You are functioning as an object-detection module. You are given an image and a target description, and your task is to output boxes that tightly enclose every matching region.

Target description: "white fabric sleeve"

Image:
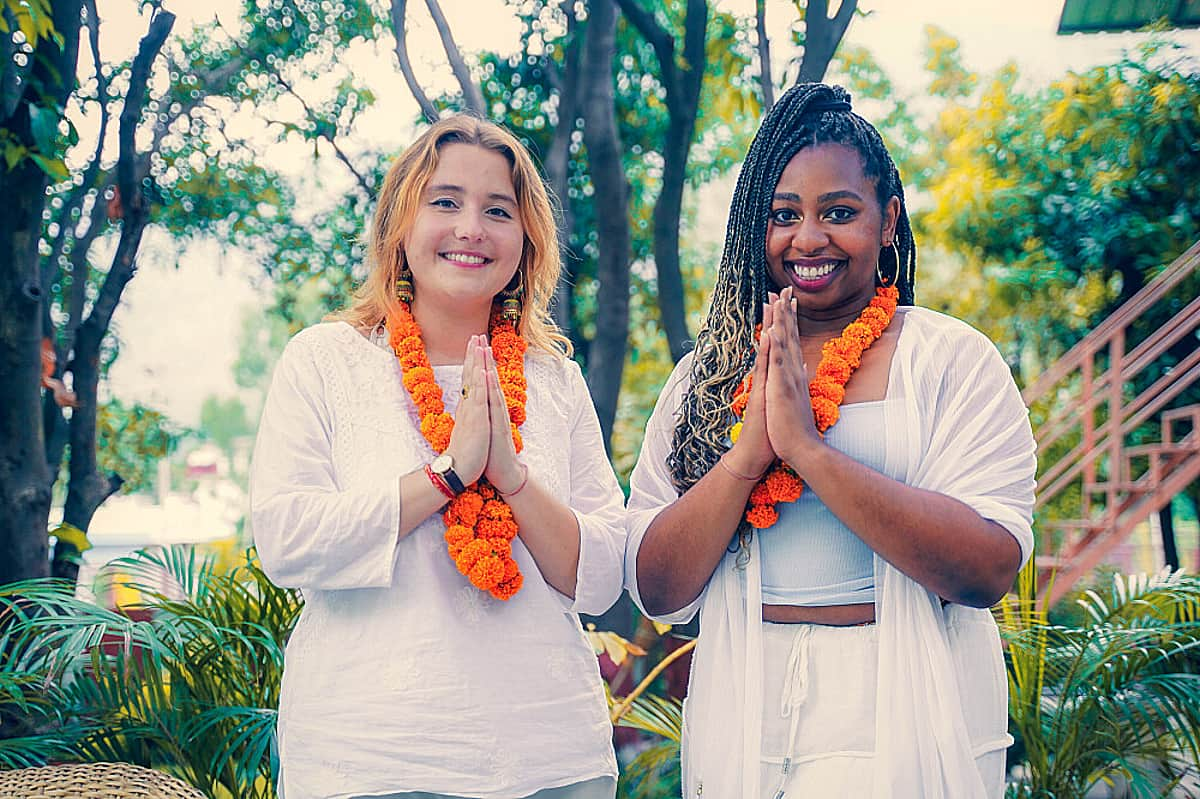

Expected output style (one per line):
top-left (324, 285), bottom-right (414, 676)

top-left (250, 334), bottom-right (402, 590)
top-left (912, 324), bottom-right (1037, 567)
top-left (561, 360), bottom-right (629, 616)
top-left (624, 354), bottom-right (703, 624)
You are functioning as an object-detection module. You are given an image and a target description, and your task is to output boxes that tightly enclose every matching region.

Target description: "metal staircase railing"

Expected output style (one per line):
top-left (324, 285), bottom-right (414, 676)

top-left (1021, 240), bottom-right (1200, 607)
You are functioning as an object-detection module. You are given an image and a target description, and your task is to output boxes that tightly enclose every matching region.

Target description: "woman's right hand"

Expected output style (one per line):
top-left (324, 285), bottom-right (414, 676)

top-left (443, 335), bottom-right (491, 486)
top-left (725, 296), bottom-right (777, 478)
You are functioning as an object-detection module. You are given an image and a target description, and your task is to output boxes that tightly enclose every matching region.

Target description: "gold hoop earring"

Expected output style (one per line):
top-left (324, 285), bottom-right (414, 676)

top-left (877, 242), bottom-right (900, 288)
top-left (499, 271), bottom-right (523, 323)
top-left (396, 261), bottom-right (414, 305)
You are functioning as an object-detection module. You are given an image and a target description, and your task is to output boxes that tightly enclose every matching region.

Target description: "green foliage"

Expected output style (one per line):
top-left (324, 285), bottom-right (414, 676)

top-left (96, 399), bottom-right (182, 495)
top-left (916, 37), bottom-right (1200, 367)
top-left (1000, 564), bottom-right (1200, 797)
top-left (0, 546), bottom-right (301, 796)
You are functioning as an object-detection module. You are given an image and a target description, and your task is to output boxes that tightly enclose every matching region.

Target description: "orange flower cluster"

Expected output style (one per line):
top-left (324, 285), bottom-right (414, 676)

top-left (729, 286), bottom-right (899, 529)
top-left (388, 302), bottom-right (528, 600)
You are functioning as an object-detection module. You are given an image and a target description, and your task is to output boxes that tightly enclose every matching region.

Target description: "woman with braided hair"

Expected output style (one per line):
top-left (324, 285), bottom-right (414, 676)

top-left (624, 83), bottom-right (1036, 797)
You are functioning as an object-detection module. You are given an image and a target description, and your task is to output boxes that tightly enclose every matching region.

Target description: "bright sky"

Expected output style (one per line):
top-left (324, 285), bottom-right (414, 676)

top-left (101, 0), bottom-right (1200, 426)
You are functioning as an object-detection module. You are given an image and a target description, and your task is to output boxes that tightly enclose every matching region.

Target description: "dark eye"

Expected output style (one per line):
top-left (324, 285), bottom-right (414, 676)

top-left (826, 206), bottom-right (856, 222)
top-left (431, 198), bottom-right (457, 209)
top-left (770, 207), bottom-right (798, 225)
top-left (486, 206), bottom-right (514, 219)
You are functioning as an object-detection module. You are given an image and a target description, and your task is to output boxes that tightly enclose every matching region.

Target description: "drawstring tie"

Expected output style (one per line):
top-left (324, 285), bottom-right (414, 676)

top-left (773, 625), bottom-right (813, 799)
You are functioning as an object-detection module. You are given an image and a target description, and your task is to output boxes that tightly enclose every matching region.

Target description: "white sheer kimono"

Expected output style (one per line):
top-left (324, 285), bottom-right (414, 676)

top-left (251, 322), bottom-right (625, 799)
top-left (625, 307), bottom-right (1037, 798)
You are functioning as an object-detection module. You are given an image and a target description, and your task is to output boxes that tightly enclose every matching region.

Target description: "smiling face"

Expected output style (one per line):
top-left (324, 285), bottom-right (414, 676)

top-left (765, 143), bottom-right (899, 330)
top-left (403, 143), bottom-right (525, 315)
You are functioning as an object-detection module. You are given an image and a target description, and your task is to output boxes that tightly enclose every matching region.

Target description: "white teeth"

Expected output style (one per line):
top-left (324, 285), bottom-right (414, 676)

top-left (790, 261), bottom-right (838, 280)
top-left (443, 253), bottom-right (487, 264)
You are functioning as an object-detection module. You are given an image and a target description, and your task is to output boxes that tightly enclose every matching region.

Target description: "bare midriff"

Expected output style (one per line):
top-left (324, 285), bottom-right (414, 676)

top-left (762, 602), bottom-right (875, 626)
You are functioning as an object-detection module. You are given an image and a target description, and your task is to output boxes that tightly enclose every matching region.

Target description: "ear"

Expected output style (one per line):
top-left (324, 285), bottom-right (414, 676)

top-left (881, 195), bottom-right (901, 245)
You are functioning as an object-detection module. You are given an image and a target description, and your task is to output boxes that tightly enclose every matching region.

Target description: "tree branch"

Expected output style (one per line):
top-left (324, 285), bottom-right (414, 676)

top-left (798, 0), bottom-right (857, 83)
top-left (115, 10), bottom-right (174, 227)
top-left (756, 0), bottom-right (774, 111)
top-left (423, 0), bottom-right (485, 115)
top-left (389, 0), bottom-right (439, 122)
top-left (614, 0), bottom-right (678, 99)
top-left (43, 0), bottom-right (110, 295)
top-left (272, 73), bottom-right (372, 198)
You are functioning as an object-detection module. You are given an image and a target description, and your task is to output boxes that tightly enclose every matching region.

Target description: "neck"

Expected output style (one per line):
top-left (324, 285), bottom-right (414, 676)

top-left (796, 295), bottom-right (874, 339)
top-left (410, 296), bottom-right (491, 365)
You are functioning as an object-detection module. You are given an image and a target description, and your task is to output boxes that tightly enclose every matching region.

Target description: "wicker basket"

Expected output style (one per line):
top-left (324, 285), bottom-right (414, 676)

top-left (0, 762), bottom-right (206, 798)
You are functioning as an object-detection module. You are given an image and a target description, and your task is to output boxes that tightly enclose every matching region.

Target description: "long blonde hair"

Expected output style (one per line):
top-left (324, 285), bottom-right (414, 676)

top-left (333, 115), bottom-right (570, 356)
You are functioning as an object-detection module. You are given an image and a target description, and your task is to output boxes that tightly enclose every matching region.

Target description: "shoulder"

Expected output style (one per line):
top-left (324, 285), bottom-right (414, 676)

top-left (288, 321), bottom-right (362, 354)
top-left (900, 307), bottom-right (1017, 392)
top-left (900, 306), bottom-right (1005, 362)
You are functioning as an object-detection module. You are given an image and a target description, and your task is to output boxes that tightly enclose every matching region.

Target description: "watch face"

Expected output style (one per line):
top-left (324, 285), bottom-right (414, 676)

top-left (431, 454), bottom-right (454, 473)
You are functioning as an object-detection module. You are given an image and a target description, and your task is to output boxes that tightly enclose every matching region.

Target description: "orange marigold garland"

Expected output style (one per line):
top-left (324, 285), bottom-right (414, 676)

top-left (388, 303), bottom-right (528, 600)
top-left (729, 286), bottom-right (899, 529)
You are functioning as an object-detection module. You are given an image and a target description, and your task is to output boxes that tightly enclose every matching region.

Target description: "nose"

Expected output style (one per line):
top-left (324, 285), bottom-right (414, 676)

top-left (790, 215), bottom-right (830, 253)
top-left (455, 208), bottom-right (486, 241)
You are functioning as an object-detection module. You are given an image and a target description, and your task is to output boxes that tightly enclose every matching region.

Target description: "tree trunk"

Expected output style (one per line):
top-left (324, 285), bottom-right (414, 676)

top-left (51, 10), bottom-right (175, 581)
top-left (756, 0), bottom-right (775, 112)
top-left (0, 0), bottom-right (84, 585)
top-left (544, 1), bottom-right (584, 353)
top-left (1158, 503), bottom-right (1178, 571)
top-left (580, 0), bottom-right (630, 450)
top-left (616, 0), bottom-right (707, 364)
top-left (797, 0), bottom-right (856, 83)
top-left (657, 0), bottom-right (706, 363)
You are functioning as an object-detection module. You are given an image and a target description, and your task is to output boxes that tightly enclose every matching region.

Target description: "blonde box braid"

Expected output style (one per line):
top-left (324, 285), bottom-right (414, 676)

top-left (668, 83), bottom-right (917, 502)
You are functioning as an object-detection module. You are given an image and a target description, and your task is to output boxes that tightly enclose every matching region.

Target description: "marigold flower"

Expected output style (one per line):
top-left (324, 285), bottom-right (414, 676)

top-left (729, 421), bottom-right (743, 444)
top-left (455, 538), bottom-right (492, 572)
top-left (468, 555), bottom-right (504, 590)
top-left (481, 499), bottom-right (512, 519)
top-left (444, 525), bottom-right (473, 557)
top-left (745, 504), bottom-right (778, 529)
top-left (842, 322), bottom-right (875, 346)
top-left (412, 382), bottom-right (444, 409)
top-left (811, 396), bottom-right (840, 432)
top-left (816, 356), bottom-right (851, 383)
top-left (402, 366), bottom-right (434, 391)
top-left (478, 518), bottom-right (519, 540)
top-left (491, 572), bottom-right (522, 600)
top-left (765, 469), bottom-right (803, 503)
top-left (750, 482), bottom-right (773, 506)
top-left (506, 397), bottom-right (525, 426)
top-left (445, 492), bottom-right (484, 526)
top-left (810, 379), bottom-right (845, 405)
top-left (511, 425), bottom-right (523, 453)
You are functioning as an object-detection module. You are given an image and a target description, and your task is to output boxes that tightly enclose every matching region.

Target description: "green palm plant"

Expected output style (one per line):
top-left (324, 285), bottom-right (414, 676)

top-left (1000, 562), bottom-right (1200, 798)
top-left (0, 545), bottom-right (301, 798)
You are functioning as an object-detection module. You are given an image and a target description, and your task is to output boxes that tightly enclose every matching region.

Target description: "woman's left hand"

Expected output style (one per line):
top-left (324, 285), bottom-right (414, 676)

top-left (482, 345), bottom-right (526, 494)
top-left (764, 286), bottom-right (823, 466)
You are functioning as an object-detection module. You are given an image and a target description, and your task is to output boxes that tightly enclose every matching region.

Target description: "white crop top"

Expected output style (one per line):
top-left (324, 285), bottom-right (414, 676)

top-left (759, 399), bottom-right (904, 606)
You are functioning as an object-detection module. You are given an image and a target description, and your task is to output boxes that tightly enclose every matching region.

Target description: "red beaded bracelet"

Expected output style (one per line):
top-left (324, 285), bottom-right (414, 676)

top-left (424, 463), bottom-right (456, 501)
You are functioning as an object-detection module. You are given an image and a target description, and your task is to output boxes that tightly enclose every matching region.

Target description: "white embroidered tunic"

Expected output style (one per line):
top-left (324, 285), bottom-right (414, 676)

top-left (625, 307), bottom-right (1038, 799)
top-left (251, 322), bottom-right (624, 799)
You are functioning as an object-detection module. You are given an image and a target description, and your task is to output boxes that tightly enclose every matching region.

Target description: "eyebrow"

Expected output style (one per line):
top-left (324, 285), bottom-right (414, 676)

top-left (772, 190), bottom-right (864, 204)
top-left (426, 183), bottom-right (517, 205)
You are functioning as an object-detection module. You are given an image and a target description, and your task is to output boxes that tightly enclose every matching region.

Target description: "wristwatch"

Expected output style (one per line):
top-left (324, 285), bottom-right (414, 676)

top-left (430, 453), bottom-right (466, 495)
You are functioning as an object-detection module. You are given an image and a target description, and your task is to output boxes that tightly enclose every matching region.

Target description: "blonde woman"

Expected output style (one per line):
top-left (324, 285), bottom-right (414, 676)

top-left (251, 115), bottom-right (624, 799)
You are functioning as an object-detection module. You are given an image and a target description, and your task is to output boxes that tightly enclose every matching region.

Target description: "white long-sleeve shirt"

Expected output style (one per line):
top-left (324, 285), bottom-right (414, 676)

top-left (251, 321), bottom-right (624, 799)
